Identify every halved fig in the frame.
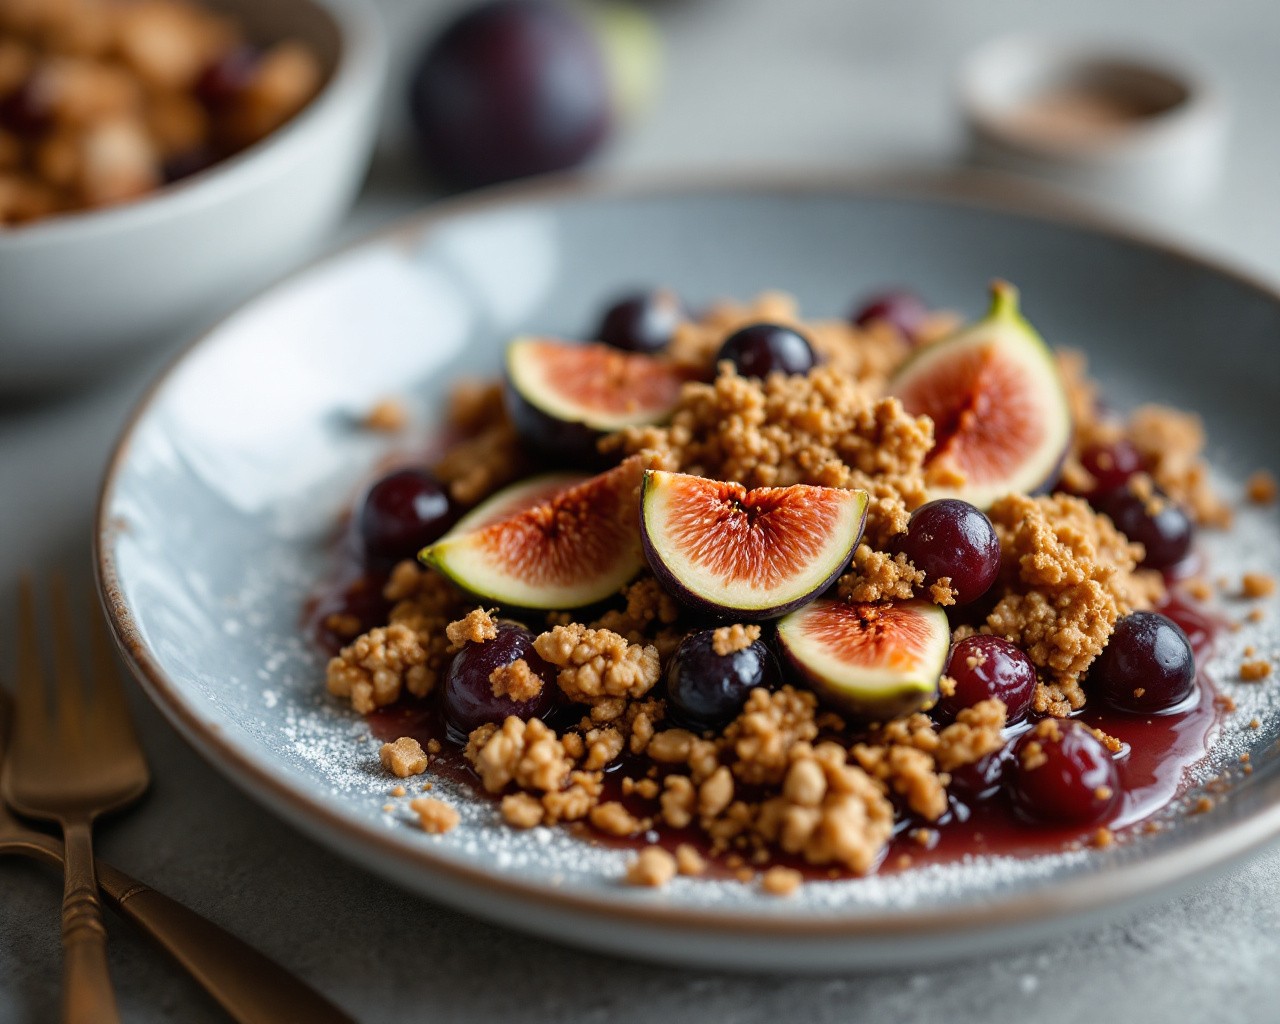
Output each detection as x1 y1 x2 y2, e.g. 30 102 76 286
776 599 951 719
640 470 869 620
505 337 695 463
421 460 644 609
889 281 1072 508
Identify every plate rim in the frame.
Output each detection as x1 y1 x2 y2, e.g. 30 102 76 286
95 169 1280 940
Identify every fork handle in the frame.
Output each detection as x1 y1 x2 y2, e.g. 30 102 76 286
96 862 356 1024
61 819 120 1024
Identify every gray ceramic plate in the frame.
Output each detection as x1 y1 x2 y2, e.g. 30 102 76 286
97 176 1280 971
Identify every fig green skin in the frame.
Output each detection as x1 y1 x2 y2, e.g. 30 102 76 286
502 374 609 468
777 640 941 721
638 473 869 622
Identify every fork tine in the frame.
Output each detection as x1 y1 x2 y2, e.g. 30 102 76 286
13 574 49 741
49 572 87 748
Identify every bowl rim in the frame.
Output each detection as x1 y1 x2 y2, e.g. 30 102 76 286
94 169 1280 940
0 0 385 249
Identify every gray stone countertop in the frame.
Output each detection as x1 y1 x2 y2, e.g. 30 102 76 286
3 0 1280 1020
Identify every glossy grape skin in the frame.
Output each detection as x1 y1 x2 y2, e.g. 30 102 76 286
596 289 684 354
665 629 782 731
716 323 816 378
1092 485 1193 570
947 743 1014 804
939 635 1036 724
359 469 454 566
408 0 611 188
895 499 1001 605
1078 439 1143 495
1089 611 1196 714
1006 721 1120 826
442 621 557 740
850 289 929 341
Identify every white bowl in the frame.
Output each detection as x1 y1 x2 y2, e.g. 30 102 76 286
0 0 386 391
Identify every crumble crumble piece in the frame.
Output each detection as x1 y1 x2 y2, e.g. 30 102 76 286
1240 661 1272 682
935 699 1008 772
1182 577 1214 601
625 847 677 888
1091 827 1114 849
760 865 803 896
838 544 923 603
434 419 528 506
445 378 505 433
390 785 406 798
606 364 934 547
533 624 661 722
712 624 761 656
589 801 646 837
380 736 428 778
380 562 468 697
1127 405 1231 527
326 624 431 713
500 792 544 829
446 607 499 652
580 726 625 771
323 612 362 639
592 575 683 642
489 658 544 701
1247 470 1278 505
675 844 706 876
410 797 459 834
360 398 408 432
986 493 1158 712
722 686 820 786
1242 573 1276 599
464 717 572 794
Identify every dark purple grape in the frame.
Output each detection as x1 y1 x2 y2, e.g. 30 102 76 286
895 499 1001 605
162 147 217 183
716 323 816 378
947 743 1013 804
1006 721 1119 826
443 621 557 740
851 289 929 342
408 0 611 188
0 78 52 137
1079 439 1143 495
665 628 781 731
359 469 454 565
195 46 260 108
1092 484 1193 570
1089 611 1195 714
939 635 1036 723
596 288 684 354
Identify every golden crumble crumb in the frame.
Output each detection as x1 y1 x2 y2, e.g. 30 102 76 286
434 418 529 506
712 623 762 656
625 847 677 888
1020 740 1048 771
379 736 429 778
445 378 505 433
1182 577 1214 602
1250 717 1262 729
465 717 572 794
533 623 660 721
1244 645 1256 658
501 792 545 829
1241 573 1276 599
489 658 544 702
760 865 803 896
1192 796 1214 814
1246 470 1278 505
929 578 957 606
938 675 957 698
935 699 1008 772
323 612 362 639
675 843 706 876
360 397 408 432
389 784 406 798
327 624 432 713
426 738 442 755
1091 827 1114 849
589 801 645 837
837 544 923 603
410 797 459 834
1246 608 1265 624
1240 660 1272 682
446 607 499 652
382 803 394 812
1127 405 1231 527
723 686 820 786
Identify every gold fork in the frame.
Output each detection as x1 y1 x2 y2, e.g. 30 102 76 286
0 691 357 1023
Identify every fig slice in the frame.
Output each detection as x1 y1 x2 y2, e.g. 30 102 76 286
776 599 951 719
505 337 696 462
421 460 645 609
640 470 869 621
890 280 1072 509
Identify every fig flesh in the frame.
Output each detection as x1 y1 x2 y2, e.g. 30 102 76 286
640 470 869 621
890 281 1072 509
505 337 695 463
421 460 644 609
776 598 951 719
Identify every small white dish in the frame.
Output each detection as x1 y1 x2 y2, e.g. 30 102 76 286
0 0 386 391
959 36 1227 214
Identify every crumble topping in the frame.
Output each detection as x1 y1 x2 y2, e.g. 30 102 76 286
1240 661 1273 682
1241 573 1276 599
625 847 677 887
489 659 544 701
1127 405 1232 528
712 624 761 656
722 687 820 787
1247 470 1277 505
675 843 706 876
379 736 428 778
446 607 499 652
326 624 431 714
410 797 459 834
434 418 528 506
533 624 661 722
838 545 922 603
760 865 803 896
361 398 408 433
465 717 572 794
